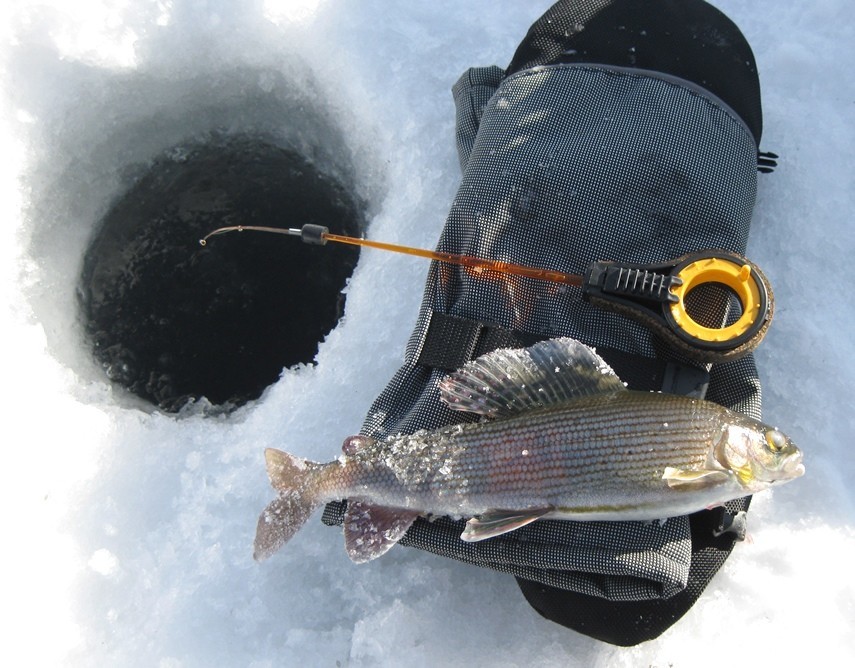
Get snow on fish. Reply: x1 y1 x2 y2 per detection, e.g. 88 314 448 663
254 337 804 563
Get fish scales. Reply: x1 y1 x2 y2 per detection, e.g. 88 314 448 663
327 392 723 518
253 337 804 563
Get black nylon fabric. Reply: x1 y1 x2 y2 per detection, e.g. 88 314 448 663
323 60 759 595
323 0 766 644
434 63 757 356
517 495 752 646
506 0 763 144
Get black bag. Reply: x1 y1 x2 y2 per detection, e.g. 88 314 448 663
325 0 772 645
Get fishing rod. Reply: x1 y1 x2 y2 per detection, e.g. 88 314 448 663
200 224 773 364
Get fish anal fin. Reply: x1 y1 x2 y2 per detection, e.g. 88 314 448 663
460 507 553 542
662 466 731 489
343 501 419 563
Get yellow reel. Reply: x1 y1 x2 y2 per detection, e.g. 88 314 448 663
664 251 773 358
583 250 774 363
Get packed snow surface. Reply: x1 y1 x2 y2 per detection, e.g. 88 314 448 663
1 1 853 665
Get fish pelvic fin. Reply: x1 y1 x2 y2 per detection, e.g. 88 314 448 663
253 448 324 561
461 507 554 542
343 501 419 563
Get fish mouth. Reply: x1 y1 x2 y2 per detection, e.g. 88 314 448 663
781 452 805 480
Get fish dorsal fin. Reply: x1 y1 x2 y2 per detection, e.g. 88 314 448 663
343 501 419 563
438 337 624 417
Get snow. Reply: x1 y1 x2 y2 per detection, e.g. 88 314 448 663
2 0 854 665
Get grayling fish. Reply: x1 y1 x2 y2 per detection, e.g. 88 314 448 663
254 338 804 563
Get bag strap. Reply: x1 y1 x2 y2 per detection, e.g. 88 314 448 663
415 310 710 398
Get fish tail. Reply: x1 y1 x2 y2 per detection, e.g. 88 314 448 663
253 448 325 561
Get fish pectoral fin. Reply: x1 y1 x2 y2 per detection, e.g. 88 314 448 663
343 501 419 564
731 464 755 487
460 507 553 542
662 466 731 489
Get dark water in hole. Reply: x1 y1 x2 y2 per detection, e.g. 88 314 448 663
80 135 363 412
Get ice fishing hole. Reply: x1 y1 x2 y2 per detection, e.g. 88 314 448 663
80 134 365 412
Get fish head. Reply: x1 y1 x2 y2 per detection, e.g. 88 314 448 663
715 421 804 492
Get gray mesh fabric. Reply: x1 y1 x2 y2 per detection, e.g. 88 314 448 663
323 63 760 601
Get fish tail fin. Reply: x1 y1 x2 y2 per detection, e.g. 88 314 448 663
253 448 325 561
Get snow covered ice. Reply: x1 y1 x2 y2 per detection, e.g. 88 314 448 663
1 0 854 665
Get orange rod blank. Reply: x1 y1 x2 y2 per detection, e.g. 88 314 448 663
200 224 584 288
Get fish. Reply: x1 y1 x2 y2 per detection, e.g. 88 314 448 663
253 337 804 563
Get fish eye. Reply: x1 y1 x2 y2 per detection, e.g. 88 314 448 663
764 429 787 453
